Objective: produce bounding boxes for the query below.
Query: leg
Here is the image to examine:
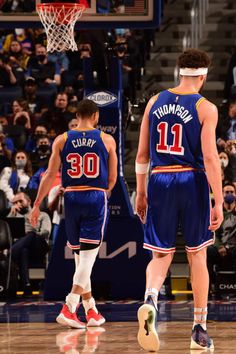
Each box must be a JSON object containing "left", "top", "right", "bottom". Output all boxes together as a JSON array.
[
  {"left": 188, "top": 248, "right": 209, "bottom": 310},
  {"left": 137, "top": 251, "right": 173, "bottom": 352},
  {"left": 11, "top": 232, "right": 35, "bottom": 289},
  {"left": 146, "top": 251, "right": 174, "bottom": 297},
  {"left": 187, "top": 248, "right": 214, "bottom": 350}
]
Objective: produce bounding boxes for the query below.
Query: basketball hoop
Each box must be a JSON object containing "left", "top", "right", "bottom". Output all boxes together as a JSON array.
[{"left": 36, "top": 3, "right": 86, "bottom": 52}]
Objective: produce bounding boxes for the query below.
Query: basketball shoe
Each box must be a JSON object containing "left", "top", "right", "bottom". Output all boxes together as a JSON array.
[
  {"left": 86, "top": 309, "right": 106, "bottom": 327},
  {"left": 137, "top": 296, "right": 160, "bottom": 352},
  {"left": 56, "top": 304, "right": 86, "bottom": 329},
  {"left": 190, "top": 324, "right": 214, "bottom": 350}
]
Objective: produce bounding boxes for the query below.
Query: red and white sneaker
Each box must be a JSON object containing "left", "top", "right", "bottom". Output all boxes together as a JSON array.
[
  {"left": 56, "top": 304, "right": 86, "bottom": 329},
  {"left": 86, "top": 309, "right": 106, "bottom": 327}
]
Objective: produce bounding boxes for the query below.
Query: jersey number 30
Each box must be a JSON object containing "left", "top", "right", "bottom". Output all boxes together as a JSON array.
[
  {"left": 66, "top": 153, "right": 99, "bottom": 178},
  {"left": 156, "top": 122, "right": 184, "bottom": 155}
]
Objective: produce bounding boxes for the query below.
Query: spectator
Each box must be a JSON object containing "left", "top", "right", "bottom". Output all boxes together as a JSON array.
[
  {"left": 207, "top": 183, "right": 236, "bottom": 291},
  {"left": 0, "top": 53, "right": 17, "bottom": 87},
  {"left": 0, "top": 150, "right": 32, "bottom": 203},
  {"left": 8, "top": 98, "right": 31, "bottom": 128},
  {"left": 219, "top": 151, "right": 232, "bottom": 184},
  {"left": 25, "top": 124, "right": 48, "bottom": 153},
  {"left": 3, "top": 28, "right": 33, "bottom": 55},
  {"left": 68, "top": 118, "right": 78, "bottom": 130},
  {"left": 30, "top": 136, "right": 51, "bottom": 173},
  {"left": 225, "top": 141, "right": 236, "bottom": 185},
  {"left": 22, "top": 76, "right": 42, "bottom": 116},
  {"left": 7, "top": 40, "right": 29, "bottom": 84},
  {"left": 217, "top": 99, "right": 236, "bottom": 149},
  {"left": 8, "top": 192, "right": 51, "bottom": 294},
  {"left": 0, "top": 123, "right": 14, "bottom": 172},
  {"left": 27, "top": 45, "right": 61, "bottom": 88},
  {"left": 38, "top": 92, "right": 71, "bottom": 135},
  {"left": 48, "top": 50, "right": 69, "bottom": 74}
]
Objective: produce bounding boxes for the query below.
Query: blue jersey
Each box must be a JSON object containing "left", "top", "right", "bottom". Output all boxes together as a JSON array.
[
  {"left": 149, "top": 89, "right": 205, "bottom": 169},
  {"left": 61, "top": 129, "right": 109, "bottom": 190}
]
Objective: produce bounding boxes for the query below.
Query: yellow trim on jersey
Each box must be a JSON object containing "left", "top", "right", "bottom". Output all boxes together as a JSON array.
[
  {"left": 168, "top": 88, "right": 198, "bottom": 95},
  {"left": 152, "top": 165, "right": 202, "bottom": 173},
  {"left": 196, "top": 97, "right": 206, "bottom": 111},
  {"left": 100, "top": 131, "right": 109, "bottom": 153},
  {"left": 65, "top": 186, "right": 106, "bottom": 192},
  {"left": 63, "top": 132, "right": 68, "bottom": 141}
]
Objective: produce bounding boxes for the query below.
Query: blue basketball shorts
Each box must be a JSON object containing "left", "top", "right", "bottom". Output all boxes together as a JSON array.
[
  {"left": 144, "top": 169, "right": 214, "bottom": 253},
  {"left": 64, "top": 190, "right": 108, "bottom": 251}
]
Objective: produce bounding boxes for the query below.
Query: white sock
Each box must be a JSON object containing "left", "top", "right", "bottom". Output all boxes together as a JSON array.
[
  {"left": 193, "top": 307, "right": 207, "bottom": 331},
  {"left": 144, "top": 288, "right": 159, "bottom": 311},
  {"left": 82, "top": 297, "right": 98, "bottom": 315},
  {"left": 65, "top": 293, "right": 80, "bottom": 313}
]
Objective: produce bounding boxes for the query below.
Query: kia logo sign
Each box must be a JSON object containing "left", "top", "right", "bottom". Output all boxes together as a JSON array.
[
  {"left": 0, "top": 285, "right": 4, "bottom": 293},
  {"left": 86, "top": 91, "right": 118, "bottom": 106}
]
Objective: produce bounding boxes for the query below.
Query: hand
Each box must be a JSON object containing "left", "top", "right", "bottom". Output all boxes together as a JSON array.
[
  {"left": 30, "top": 205, "right": 40, "bottom": 228},
  {"left": 10, "top": 204, "right": 21, "bottom": 216},
  {"left": 57, "top": 186, "right": 65, "bottom": 196},
  {"left": 136, "top": 193, "right": 148, "bottom": 224},
  {"left": 218, "top": 246, "right": 227, "bottom": 257},
  {"left": 209, "top": 204, "right": 223, "bottom": 231}
]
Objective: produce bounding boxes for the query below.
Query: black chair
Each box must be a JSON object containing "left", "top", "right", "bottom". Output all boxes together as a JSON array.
[
  {"left": 0, "top": 189, "right": 9, "bottom": 218},
  {"left": 0, "top": 220, "right": 13, "bottom": 297}
]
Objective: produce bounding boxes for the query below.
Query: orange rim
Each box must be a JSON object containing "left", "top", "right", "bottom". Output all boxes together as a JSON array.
[{"left": 36, "top": 3, "right": 86, "bottom": 12}]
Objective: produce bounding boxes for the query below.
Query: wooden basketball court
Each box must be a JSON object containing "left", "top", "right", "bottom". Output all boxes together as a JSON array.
[{"left": 0, "top": 321, "right": 235, "bottom": 353}]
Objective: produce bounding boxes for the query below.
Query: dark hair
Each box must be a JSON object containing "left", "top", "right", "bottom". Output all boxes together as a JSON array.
[
  {"left": 177, "top": 49, "right": 211, "bottom": 69},
  {"left": 223, "top": 182, "right": 236, "bottom": 192},
  {"left": 76, "top": 99, "right": 98, "bottom": 118}
]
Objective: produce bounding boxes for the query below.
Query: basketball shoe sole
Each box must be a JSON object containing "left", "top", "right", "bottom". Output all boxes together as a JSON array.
[
  {"left": 56, "top": 313, "right": 86, "bottom": 329},
  {"left": 137, "top": 304, "right": 160, "bottom": 352}
]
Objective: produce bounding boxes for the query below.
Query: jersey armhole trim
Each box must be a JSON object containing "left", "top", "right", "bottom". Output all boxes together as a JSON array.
[
  {"left": 196, "top": 97, "right": 206, "bottom": 111},
  {"left": 63, "top": 132, "right": 68, "bottom": 142},
  {"left": 100, "top": 131, "right": 109, "bottom": 153}
]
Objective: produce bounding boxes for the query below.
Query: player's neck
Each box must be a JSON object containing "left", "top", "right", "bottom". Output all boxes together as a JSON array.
[
  {"left": 77, "top": 120, "right": 95, "bottom": 130},
  {"left": 173, "top": 83, "right": 199, "bottom": 94}
]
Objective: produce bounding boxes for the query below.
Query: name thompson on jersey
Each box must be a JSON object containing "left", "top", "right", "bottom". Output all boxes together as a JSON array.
[{"left": 153, "top": 103, "right": 193, "bottom": 123}]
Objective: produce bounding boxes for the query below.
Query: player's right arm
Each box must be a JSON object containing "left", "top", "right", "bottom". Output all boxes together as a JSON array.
[
  {"left": 198, "top": 100, "right": 224, "bottom": 231},
  {"left": 103, "top": 133, "right": 117, "bottom": 192},
  {"left": 135, "top": 96, "right": 156, "bottom": 223}
]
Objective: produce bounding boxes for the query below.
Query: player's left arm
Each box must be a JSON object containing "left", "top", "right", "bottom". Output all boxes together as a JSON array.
[
  {"left": 135, "top": 96, "right": 155, "bottom": 223},
  {"left": 30, "top": 134, "right": 64, "bottom": 227}
]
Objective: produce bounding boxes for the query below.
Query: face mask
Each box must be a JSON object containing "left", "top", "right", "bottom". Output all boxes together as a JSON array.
[
  {"left": 15, "top": 29, "right": 24, "bottom": 36},
  {"left": 224, "top": 194, "right": 236, "bottom": 204},
  {"left": 220, "top": 158, "right": 229, "bottom": 168},
  {"left": 19, "top": 206, "right": 29, "bottom": 215},
  {"left": 15, "top": 159, "right": 26, "bottom": 169},
  {"left": 115, "top": 28, "right": 126, "bottom": 36},
  {"left": 38, "top": 144, "right": 50, "bottom": 153},
  {"left": 37, "top": 54, "right": 46, "bottom": 62}
]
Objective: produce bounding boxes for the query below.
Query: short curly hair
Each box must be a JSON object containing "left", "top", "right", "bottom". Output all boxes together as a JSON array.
[{"left": 177, "top": 49, "right": 211, "bottom": 69}]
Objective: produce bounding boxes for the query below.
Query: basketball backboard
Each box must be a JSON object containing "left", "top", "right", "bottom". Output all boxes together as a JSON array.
[{"left": 0, "top": 0, "right": 161, "bottom": 29}]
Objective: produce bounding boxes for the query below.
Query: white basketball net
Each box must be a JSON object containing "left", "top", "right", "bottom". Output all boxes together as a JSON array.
[{"left": 37, "top": 4, "right": 85, "bottom": 52}]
